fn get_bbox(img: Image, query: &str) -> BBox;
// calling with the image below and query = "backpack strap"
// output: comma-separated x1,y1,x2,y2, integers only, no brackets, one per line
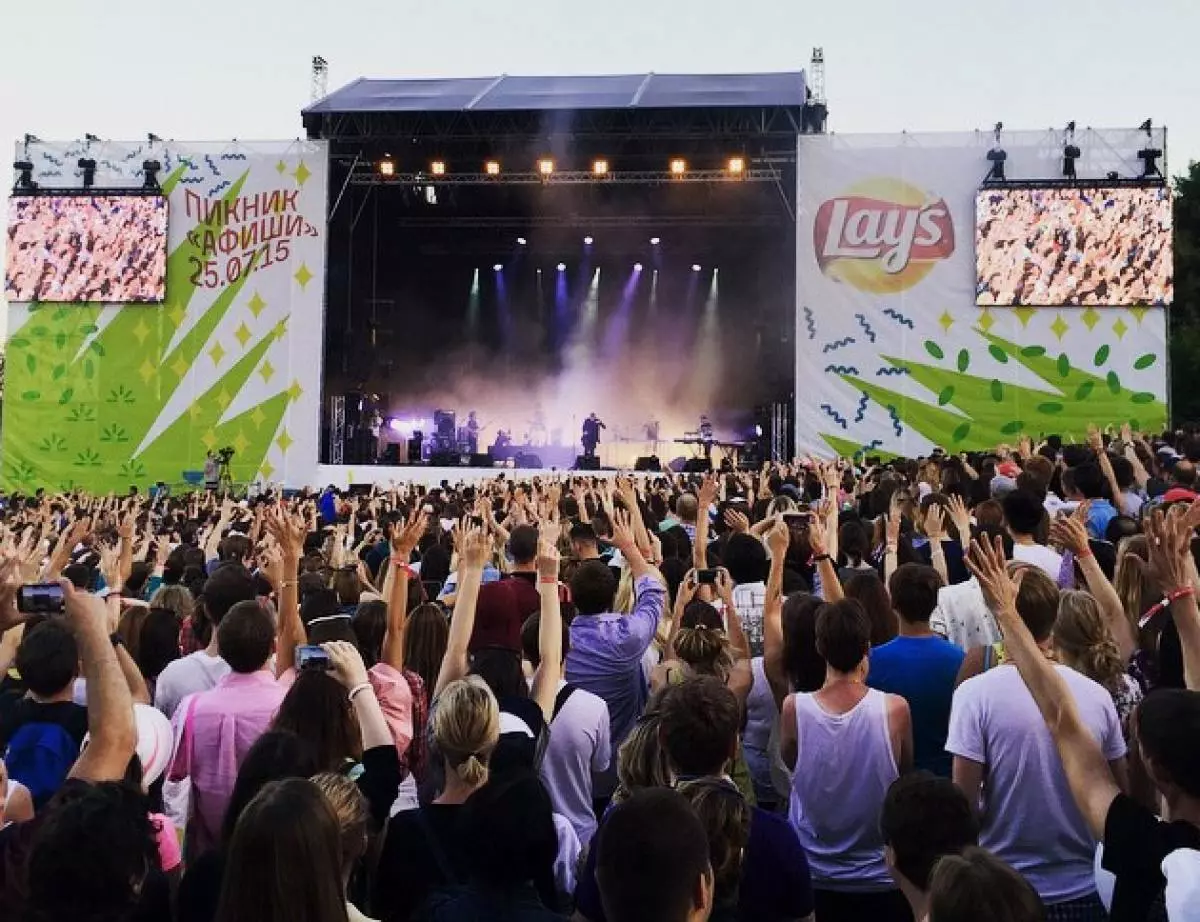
982,644,994,672
415,808,459,885
552,683,577,722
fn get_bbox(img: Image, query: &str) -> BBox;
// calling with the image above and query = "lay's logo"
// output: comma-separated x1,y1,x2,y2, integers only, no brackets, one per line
814,178,955,294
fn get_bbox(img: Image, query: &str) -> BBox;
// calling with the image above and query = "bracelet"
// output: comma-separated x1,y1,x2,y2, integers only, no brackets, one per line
280,579,298,588
348,682,373,702
812,553,832,564
1075,547,1094,561
539,576,559,584
1139,586,1196,629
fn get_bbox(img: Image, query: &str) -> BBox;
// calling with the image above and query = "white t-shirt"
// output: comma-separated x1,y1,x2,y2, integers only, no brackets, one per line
1012,542,1065,581
539,679,611,849
946,664,1126,903
930,579,1000,650
154,651,231,719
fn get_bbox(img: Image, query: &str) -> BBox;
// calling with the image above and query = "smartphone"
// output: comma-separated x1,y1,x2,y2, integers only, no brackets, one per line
469,515,485,528
295,645,331,671
18,583,65,615
696,569,718,585
783,511,812,524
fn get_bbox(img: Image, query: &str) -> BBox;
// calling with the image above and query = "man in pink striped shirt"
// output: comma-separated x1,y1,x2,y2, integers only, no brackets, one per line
168,598,285,856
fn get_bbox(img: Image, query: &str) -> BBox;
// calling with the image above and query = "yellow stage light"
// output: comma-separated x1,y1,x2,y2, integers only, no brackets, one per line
670,158,687,175
431,160,446,176
485,160,501,175
538,158,555,176
378,156,395,177
593,159,609,175
728,157,746,175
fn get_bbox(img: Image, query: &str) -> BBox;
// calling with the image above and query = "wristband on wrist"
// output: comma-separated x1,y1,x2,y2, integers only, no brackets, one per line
812,553,832,564
1139,586,1196,629
539,576,559,585
1075,547,1094,561
348,682,373,702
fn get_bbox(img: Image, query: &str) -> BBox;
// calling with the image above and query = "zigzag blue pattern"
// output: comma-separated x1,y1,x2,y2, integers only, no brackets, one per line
824,365,860,376
855,313,877,343
803,306,816,340
887,405,904,437
208,180,231,196
882,308,915,329
41,170,62,178
204,155,221,177
822,337,856,353
854,393,869,423
178,176,204,184
220,152,248,161
875,366,910,376
820,405,849,429
41,153,63,167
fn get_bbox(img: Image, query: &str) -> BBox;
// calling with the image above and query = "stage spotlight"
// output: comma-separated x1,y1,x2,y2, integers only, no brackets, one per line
1062,143,1080,180
556,262,567,272
650,236,661,246
634,262,643,271
670,158,687,176
985,147,1007,182
379,155,395,177
754,424,764,438
431,160,446,176
12,161,36,191
142,159,162,190
78,158,96,188
727,157,746,175
583,235,594,246
1138,146,1163,178
485,160,501,176
538,158,555,176
493,263,503,272
691,264,702,272
592,159,609,175
517,236,527,245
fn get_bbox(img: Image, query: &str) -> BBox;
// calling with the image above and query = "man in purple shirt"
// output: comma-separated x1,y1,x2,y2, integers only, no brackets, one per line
565,511,665,806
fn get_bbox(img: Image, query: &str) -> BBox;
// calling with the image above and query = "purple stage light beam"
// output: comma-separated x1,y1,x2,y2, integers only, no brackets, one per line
603,265,640,356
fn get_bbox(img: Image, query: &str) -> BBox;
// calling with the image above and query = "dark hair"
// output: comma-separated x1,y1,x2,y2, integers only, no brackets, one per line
508,525,539,566
677,778,749,907
722,534,767,586
815,599,870,674
125,561,152,598
839,519,871,566
216,600,275,674
1135,689,1200,798
471,646,527,700
137,607,183,680
351,600,387,668
27,781,158,922
927,847,1045,922
204,563,258,627
888,563,944,625
843,573,897,646
220,731,321,846
404,602,449,695
271,671,362,772
569,522,599,546
782,593,827,693
62,562,93,591
1071,462,1107,501
462,771,559,901
1001,490,1046,537
596,788,711,922
659,676,740,777
218,534,252,565
881,772,980,891
570,560,618,616
1014,567,1059,642
16,620,79,697
215,778,350,922
521,611,569,669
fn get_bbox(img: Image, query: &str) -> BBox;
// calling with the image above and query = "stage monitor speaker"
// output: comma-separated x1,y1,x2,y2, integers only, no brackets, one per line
430,451,463,467
634,455,661,472
407,438,423,464
515,452,543,469
575,455,600,471
683,458,712,474
381,444,401,466
470,453,492,468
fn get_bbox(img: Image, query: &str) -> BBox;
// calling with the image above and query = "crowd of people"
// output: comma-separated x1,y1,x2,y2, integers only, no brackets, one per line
975,187,1173,307
0,421,1199,922
5,195,167,303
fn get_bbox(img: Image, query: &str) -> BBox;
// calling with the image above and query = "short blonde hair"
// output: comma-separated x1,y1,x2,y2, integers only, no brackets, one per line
432,676,500,787
311,772,370,878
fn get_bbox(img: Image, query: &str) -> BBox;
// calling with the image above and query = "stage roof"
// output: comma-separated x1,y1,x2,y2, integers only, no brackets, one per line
304,71,808,116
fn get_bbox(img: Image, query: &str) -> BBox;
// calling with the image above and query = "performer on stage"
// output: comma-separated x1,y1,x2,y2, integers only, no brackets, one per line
466,411,480,454
699,414,715,460
581,412,606,459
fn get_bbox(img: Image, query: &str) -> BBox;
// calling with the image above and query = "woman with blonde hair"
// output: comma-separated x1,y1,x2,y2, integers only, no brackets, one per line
611,689,672,805
311,773,375,922
1052,590,1143,740
374,676,500,921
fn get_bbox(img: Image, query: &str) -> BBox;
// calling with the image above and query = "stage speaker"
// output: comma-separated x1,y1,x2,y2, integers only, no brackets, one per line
381,443,401,466
575,455,600,471
515,452,543,469
470,453,492,468
683,458,712,474
430,451,463,467
407,438,423,464
634,455,661,472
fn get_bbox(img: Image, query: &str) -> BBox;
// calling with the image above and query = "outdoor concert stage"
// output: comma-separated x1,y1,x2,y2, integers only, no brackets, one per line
318,463,647,490
305,72,815,473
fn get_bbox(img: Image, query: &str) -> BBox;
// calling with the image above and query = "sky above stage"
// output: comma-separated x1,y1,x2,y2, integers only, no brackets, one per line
0,0,1196,324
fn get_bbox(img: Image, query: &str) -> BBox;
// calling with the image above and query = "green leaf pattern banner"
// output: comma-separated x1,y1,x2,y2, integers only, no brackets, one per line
2,141,328,492
795,131,1169,459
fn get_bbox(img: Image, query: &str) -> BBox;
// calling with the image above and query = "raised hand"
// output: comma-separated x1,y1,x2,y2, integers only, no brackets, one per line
1144,506,1193,595
610,508,637,552
1049,510,1090,556
765,516,790,558
391,506,429,561
263,505,308,560
924,503,948,541
808,514,829,558
946,494,972,542
965,535,1018,617
697,473,719,510
724,507,751,535
461,524,490,570
536,537,561,581
322,640,370,691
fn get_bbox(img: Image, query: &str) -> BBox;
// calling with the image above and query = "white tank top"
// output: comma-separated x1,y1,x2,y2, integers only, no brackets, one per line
787,687,899,891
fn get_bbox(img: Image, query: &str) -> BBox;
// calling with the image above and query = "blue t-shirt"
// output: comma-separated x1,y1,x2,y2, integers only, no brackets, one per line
868,634,965,777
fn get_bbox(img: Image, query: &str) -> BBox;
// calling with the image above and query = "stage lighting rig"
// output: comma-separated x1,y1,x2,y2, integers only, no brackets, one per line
1138,146,1163,179
78,158,97,188
142,159,162,190
485,160,501,176
592,159,609,175
147,132,162,146
12,160,36,192
430,160,446,176
728,157,746,175
538,158,555,177
1062,143,1080,180
670,158,687,176
985,147,1007,182
378,154,395,177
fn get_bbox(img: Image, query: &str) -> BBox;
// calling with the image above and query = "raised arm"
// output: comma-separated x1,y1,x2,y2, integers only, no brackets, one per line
924,504,951,586
763,517,791,708
381,507,427,672
965,535,1117,838
1147,504,1200,691
434,524,489,697
529,532,565,722
264,505,308,678
693,474,718,572
808,513,842,603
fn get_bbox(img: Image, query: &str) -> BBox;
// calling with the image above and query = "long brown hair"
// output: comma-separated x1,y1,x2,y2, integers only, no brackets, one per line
404,603,449,696
1053,591,1126,694
271,672,362,772
1113,535,1163,653
215,778,349,922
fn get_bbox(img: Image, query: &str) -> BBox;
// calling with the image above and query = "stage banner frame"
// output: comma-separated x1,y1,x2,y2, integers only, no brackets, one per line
2,140,327,492
794,129,1170,459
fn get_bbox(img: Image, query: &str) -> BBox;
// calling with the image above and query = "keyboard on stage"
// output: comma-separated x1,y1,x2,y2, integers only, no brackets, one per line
673,438,746,449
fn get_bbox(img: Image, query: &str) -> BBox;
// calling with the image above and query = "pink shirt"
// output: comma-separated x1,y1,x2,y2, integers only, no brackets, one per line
278,662,414,757
169,670,287,856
